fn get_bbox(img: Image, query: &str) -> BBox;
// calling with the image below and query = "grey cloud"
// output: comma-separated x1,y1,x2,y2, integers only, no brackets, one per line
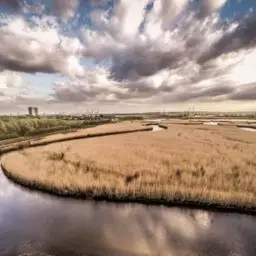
149,0,189,29
0,0,21,10
51,64,238,104
0,28,84,78
111,45,184,81
87,0,108,5
228,83,256,101
107,13,224,81
36,75,256,105
0,0,78,19
51,78,141,103
199,15,256,63
53,0,107,20
194,85,235,99
53,0,79,20
0,0,44,13
159,85,235,103
14,95,48,105
1,0,256,107
52,84,96,102
90,1,256,87
53,0,108,20
0,92,4,96
196,0,228,18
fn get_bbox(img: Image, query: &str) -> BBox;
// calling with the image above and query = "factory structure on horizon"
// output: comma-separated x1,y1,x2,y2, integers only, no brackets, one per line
28,107,39,116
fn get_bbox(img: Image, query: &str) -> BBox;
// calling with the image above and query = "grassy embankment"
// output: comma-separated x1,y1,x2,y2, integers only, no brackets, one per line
0,117,112,147
1,123,256,211
0,122,152,155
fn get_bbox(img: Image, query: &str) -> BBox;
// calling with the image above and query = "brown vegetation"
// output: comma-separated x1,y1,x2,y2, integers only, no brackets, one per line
33,121,146,143
0,122,150,155
1,124,256,211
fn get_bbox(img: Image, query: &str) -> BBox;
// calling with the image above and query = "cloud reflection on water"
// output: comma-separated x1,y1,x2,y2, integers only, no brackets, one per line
0,168,255,256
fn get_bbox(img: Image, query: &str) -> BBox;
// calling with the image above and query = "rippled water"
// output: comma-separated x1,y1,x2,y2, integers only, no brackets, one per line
0,167,255,256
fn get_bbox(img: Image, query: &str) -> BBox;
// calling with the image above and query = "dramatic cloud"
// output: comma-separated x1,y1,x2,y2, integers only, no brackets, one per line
197,0,228,17
52,67,129,103
199,16,256,63
0,0,20,10
228,83,256,101
53,0,79,20
0,0,45,13
146,0,189,30
0,16,84,78
0,0,256,112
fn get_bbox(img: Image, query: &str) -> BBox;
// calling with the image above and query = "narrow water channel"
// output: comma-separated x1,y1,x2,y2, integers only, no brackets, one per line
239,127,256,132
152,125,165,132
0,167,255,256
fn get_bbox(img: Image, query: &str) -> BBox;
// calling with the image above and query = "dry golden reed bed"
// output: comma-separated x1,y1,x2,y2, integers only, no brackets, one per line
2,123,256,210
36,121,145,143
0,121,147,154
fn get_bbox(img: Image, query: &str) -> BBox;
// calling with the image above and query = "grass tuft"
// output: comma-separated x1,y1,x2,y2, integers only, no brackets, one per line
48,151,65,161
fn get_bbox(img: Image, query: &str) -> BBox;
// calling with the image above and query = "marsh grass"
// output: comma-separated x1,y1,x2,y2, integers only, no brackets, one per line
0,117,92,146
0,117,112,145
0,118,82,137
47,151,65,161
2,124,256,210
0,122,151,155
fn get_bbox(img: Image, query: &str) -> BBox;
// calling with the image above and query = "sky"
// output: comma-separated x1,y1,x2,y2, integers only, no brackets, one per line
0,0,256,114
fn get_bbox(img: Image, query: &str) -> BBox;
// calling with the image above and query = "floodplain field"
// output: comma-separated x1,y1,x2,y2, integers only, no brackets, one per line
2,123,256,211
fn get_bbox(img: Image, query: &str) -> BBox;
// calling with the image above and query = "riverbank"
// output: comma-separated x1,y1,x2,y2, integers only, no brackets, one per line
0,122,150,155
1,164,255,214
0,168,255,256
0,119,112,150
1,123,256,213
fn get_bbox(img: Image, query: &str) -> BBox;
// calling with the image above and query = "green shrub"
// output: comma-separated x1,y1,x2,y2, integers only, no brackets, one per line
0,118,85,139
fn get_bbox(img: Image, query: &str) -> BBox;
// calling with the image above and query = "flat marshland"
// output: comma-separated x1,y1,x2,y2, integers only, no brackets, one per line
36,121,149,144
0,121,147,154
2,123,256,210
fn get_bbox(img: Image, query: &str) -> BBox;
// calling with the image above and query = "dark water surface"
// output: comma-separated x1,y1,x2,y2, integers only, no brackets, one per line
0,168,255,256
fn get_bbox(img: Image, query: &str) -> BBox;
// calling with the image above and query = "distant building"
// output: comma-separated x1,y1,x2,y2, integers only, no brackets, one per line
28,107,33,116
28,107,39,116
34,107,39,116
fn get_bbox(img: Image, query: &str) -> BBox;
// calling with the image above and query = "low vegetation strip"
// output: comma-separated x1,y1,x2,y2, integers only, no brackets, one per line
0,117,84,139
29,127,153,148
1,124,255,212
0,125,153,155
0,117,112,146
236,125,256,129
0,124,95,148
158,124,168,129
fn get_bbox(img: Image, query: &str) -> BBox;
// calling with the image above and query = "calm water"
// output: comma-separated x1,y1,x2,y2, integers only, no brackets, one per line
152,125,165,132
239,127,256,132
0,167,255,256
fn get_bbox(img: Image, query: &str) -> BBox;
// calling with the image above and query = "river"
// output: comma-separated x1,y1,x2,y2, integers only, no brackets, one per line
239,127,256,132
0,167,255,256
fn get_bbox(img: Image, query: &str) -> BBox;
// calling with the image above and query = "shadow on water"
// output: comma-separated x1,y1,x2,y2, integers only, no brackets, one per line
0,168,255,256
